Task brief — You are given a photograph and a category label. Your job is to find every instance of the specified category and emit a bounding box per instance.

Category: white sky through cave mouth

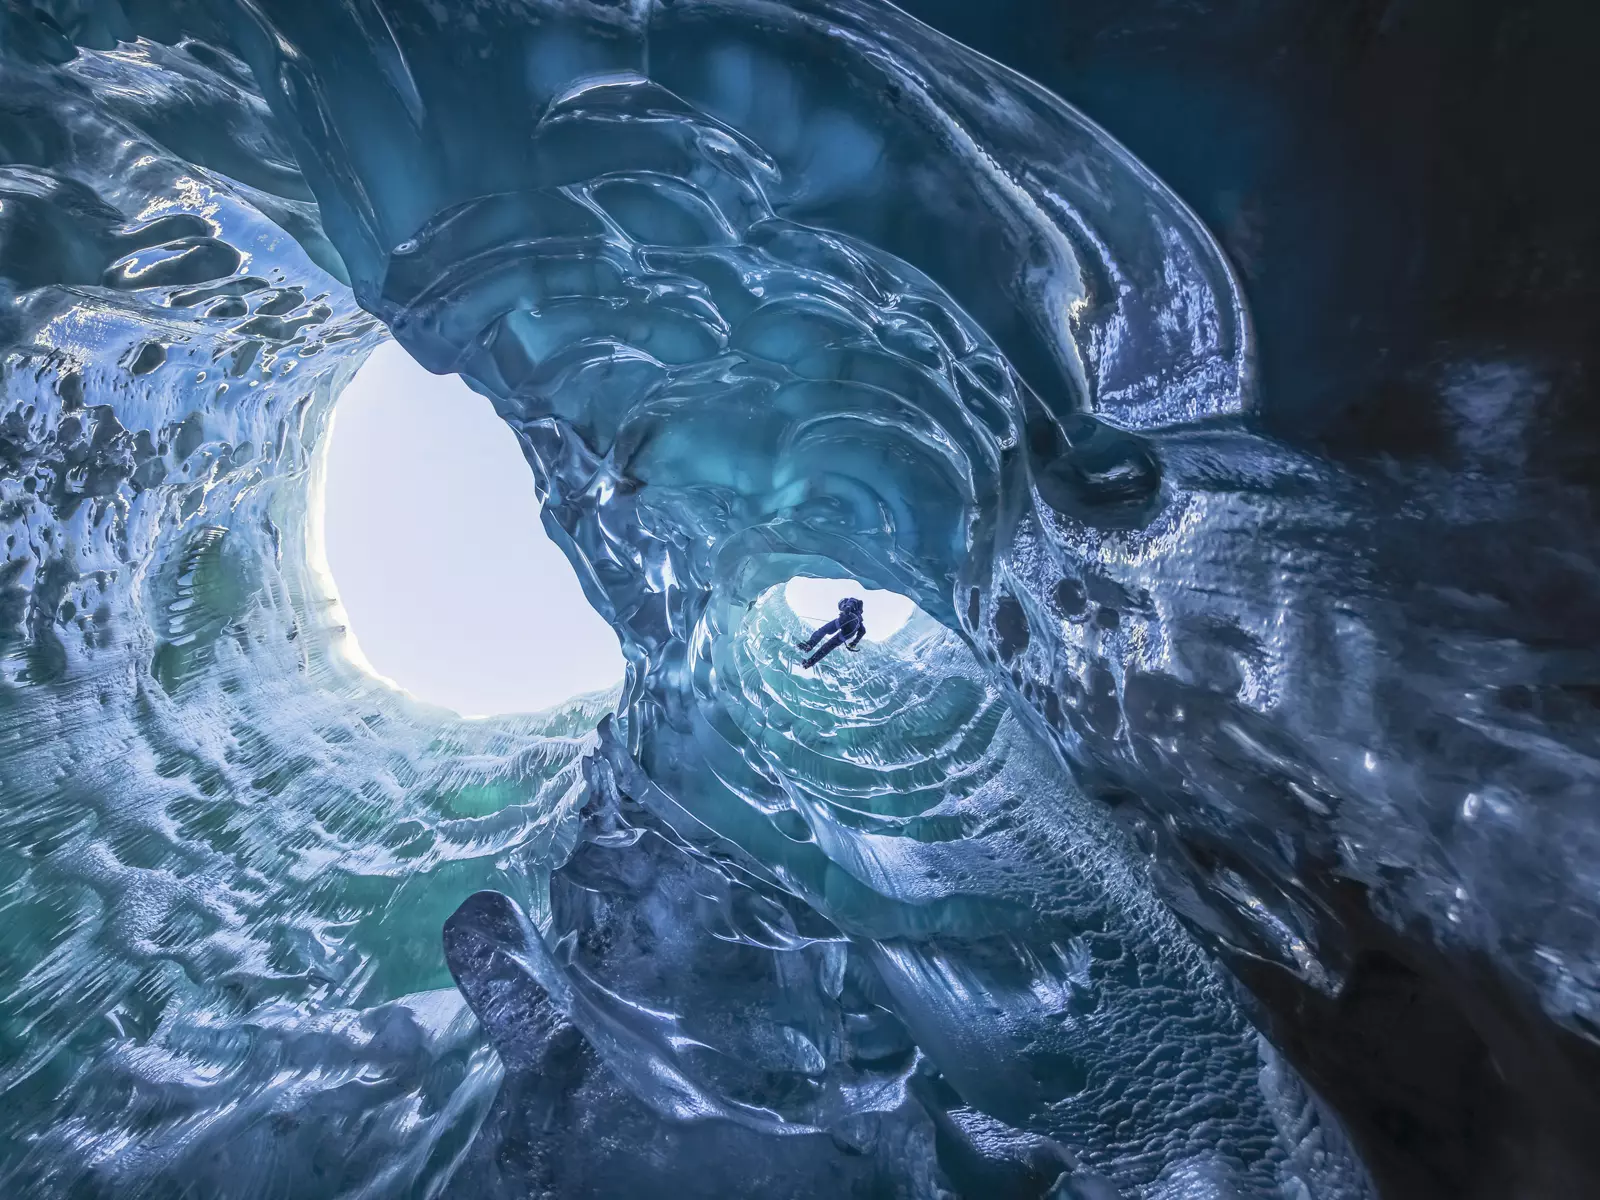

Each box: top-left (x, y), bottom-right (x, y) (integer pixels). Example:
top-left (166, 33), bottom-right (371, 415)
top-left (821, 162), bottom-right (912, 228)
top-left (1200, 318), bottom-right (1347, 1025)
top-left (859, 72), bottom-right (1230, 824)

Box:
top-left (316, 342), bottom-right (623, 718)
top-left (784, 576), bottom-right (916, 643)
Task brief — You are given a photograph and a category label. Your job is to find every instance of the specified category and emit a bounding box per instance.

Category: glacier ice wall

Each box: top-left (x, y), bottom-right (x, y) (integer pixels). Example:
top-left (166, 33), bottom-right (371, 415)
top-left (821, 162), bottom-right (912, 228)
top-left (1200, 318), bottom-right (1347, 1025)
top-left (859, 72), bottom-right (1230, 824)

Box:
top-left (0, 24), bottom-right (618, 1197)
top-left (0, 2), bottom-right (1596, 1199)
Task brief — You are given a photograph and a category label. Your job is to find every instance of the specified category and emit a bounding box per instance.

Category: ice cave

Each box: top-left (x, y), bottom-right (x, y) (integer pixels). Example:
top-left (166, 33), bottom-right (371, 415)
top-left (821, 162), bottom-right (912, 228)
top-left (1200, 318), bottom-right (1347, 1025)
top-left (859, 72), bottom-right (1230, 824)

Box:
top-left (1, 2), bottom-right (1596, 1199)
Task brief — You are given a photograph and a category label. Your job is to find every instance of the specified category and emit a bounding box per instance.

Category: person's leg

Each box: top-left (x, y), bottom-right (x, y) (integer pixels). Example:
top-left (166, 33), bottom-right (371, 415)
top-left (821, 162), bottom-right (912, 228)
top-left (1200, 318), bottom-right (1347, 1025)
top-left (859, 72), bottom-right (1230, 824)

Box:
top-left (798, 619), bottom-right (839, 653)
top-left (802, 633), bottom-right (845, 668)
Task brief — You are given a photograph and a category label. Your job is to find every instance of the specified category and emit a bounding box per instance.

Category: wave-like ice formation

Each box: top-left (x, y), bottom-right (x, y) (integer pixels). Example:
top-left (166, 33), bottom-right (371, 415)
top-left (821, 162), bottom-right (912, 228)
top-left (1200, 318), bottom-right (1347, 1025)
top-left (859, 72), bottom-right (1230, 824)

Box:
top-left (0, 2), bottom-right (1594, 1198)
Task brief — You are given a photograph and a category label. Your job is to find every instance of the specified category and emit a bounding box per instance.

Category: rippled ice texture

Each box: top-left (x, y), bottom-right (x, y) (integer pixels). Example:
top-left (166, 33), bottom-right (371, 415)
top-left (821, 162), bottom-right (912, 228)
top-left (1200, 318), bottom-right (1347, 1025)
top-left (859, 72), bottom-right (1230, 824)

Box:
top-left (0, 1), bottom-right (1594, 1198)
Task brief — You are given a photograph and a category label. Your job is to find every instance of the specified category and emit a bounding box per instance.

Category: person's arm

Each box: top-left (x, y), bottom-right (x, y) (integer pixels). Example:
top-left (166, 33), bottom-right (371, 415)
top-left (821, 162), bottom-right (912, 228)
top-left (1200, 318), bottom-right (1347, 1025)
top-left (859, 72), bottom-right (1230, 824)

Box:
top-left (847, 624), bottom-right (866, 650)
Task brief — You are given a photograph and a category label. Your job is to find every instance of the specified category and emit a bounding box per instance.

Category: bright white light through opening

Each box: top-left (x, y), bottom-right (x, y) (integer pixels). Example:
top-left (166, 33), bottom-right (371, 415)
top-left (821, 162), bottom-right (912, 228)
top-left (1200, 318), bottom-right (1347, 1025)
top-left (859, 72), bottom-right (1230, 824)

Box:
top-left (315, 342), bottom-right (623, 718)
top-left (783, 576), bottom-right (916, 642)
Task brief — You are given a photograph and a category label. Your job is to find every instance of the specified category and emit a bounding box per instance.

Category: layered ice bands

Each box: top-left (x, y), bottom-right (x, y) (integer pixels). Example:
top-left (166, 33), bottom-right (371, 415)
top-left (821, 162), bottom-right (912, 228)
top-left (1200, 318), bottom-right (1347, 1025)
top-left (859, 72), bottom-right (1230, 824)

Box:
top-left (1, 2), bottom-right (1595, 1199)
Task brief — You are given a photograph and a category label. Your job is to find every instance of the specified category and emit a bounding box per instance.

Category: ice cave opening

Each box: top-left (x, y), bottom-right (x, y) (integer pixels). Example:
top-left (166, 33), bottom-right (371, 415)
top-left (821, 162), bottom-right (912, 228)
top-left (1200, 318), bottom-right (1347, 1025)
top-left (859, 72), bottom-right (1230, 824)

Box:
top-left (782, 575), bottom-right (917, 644)
top-left (314, 341), bottom-right (623, 717)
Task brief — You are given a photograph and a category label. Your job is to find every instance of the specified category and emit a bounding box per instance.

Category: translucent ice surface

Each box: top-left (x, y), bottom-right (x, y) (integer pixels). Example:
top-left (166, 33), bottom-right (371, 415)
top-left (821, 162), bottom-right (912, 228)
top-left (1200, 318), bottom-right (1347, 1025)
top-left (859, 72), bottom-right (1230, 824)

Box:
top-left (0, 3), bottom-right (1595, 1199)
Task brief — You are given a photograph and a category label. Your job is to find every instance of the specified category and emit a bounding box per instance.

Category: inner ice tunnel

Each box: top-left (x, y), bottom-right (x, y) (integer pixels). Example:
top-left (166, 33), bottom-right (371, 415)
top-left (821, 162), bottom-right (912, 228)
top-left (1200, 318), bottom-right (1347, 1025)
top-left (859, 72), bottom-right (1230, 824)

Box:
top-left (1, 2), bottom-right (1597, 1199)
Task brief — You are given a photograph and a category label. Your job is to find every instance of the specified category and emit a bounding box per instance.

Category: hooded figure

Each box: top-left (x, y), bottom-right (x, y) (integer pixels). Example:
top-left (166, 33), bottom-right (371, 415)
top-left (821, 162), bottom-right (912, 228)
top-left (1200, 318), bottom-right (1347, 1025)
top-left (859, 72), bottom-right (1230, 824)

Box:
top-left (797, 596), bottom-right (866, 668)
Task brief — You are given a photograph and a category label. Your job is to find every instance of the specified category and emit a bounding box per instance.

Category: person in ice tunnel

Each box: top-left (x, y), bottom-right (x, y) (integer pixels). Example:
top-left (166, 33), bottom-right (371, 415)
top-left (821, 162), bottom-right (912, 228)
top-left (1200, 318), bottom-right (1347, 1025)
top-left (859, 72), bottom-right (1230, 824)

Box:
top-left (796, 596), bottom-right (866, 668)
